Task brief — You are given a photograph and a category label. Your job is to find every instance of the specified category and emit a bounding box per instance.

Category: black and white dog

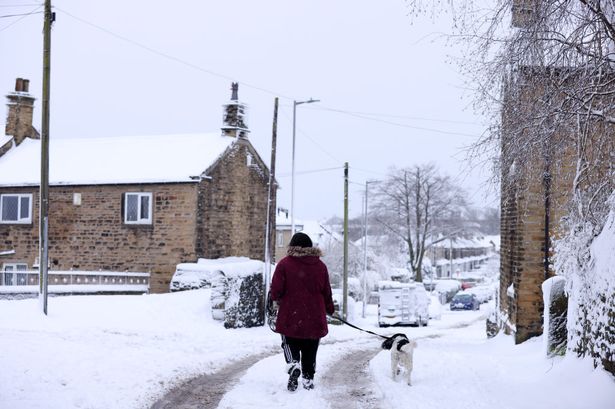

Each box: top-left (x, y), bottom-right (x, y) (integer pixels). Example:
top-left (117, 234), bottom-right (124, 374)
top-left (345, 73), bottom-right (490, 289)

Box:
top-left (382, 333), bottom-right (418, 386)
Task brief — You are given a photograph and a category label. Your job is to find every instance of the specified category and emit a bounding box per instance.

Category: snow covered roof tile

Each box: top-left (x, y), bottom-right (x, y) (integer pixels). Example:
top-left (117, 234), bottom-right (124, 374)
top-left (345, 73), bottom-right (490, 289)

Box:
top-left (0, 133), bottom-right (235, 186)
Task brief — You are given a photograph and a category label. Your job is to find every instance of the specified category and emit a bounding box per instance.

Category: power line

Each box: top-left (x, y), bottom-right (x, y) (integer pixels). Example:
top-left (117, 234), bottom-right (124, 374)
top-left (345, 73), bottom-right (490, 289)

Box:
top-left (278, 106), bottom-right (341, 164)
top-left (314, 105), bottom-right (482, 137)
top-left (37, 7), bottom-right (483, 140)
top-left (310, 105), bottom-right (480, 125)
top-left (0, 4), bottom-right (41, 31)
top-left (54, 6), bottom-right (295, 101)
top-left (0, 11), bottom-right (43, 18)
top-left (277, 166), bottom-right (343, 177)
top-left (0, 4), bottom-right (43, 7)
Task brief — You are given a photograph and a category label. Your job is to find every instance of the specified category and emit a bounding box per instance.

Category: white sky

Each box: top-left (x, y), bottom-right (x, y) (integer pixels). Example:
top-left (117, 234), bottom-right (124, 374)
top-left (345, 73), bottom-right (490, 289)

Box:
top-left (0, 0), bottom-right (496, 221)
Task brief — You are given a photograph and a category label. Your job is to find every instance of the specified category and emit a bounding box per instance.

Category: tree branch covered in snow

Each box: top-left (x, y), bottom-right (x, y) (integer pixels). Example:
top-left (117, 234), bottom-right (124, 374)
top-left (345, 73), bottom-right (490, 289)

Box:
top-left (405, 0), bottom-right (615, 372)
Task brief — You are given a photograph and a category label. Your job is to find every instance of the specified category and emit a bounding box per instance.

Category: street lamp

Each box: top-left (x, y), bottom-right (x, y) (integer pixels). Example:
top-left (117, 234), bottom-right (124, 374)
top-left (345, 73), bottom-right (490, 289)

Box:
top-left (290, 98), bottom-right (320, 235)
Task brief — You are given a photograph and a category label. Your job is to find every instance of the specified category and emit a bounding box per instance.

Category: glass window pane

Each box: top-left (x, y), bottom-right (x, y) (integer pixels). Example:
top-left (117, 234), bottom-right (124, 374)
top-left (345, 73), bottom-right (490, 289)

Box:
top-left (126, 194), bottom-right (138, 221)
top-left (20, 196), bottom-right (30, 220)
top-left (2, 196), bottom-right (18, 221)
top-left (140, 195), bottom-right (150, 220)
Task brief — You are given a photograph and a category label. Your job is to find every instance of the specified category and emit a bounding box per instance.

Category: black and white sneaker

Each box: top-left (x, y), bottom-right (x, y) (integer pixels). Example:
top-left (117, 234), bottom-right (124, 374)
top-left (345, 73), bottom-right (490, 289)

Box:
top-left (301, 377), bottom-right (314, 390)
top-left (287, 365), bottom-right (301, 392)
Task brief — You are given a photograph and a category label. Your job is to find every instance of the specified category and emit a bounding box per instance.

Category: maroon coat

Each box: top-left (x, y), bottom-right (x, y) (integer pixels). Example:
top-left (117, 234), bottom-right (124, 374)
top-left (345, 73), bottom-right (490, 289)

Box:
top-left (270, 246), bottom-right (334, 339)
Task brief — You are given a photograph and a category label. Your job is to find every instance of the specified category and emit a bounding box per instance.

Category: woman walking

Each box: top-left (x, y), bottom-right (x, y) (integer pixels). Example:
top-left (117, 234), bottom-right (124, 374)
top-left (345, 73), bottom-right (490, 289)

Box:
top-left (269, 232), bottom-right (335, 392)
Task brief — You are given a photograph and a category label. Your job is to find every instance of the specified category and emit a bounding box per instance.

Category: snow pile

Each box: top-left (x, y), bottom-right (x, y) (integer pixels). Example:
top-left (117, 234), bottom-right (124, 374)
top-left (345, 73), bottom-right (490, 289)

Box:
top-left (171, 257), bottom-right (263, 292)
top-left (555, 192), bottom-right (615, 373)
top-left (542, 276), bottom-right (568, 356)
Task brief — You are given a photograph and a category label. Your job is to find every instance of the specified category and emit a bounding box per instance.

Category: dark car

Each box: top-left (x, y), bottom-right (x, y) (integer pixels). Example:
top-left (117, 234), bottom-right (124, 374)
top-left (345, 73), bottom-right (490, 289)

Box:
top-left (450, 292), bottom-right (480, 311)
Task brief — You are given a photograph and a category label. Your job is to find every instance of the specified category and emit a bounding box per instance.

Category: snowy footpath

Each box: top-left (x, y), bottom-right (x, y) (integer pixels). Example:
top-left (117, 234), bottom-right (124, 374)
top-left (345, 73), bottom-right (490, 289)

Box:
top-left (1, 289), bottom-right (614, 409)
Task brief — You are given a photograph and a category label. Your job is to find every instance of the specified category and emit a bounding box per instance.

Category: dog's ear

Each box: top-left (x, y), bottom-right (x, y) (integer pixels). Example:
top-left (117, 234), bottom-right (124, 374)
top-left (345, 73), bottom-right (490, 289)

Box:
top-left (381, 337), bottom-right (394, 350)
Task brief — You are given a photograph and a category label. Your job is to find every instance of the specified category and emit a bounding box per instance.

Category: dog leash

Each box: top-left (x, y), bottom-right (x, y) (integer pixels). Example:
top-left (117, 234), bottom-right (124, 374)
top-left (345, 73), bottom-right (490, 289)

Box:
top-left (329, 314), bottom-right (390, 339)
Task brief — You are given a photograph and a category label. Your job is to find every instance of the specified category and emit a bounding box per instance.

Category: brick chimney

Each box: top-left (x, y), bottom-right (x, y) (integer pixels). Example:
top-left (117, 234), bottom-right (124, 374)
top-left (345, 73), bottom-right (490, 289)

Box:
top-left (221, 82), bottom-right (250, 139)
top-left (5, 78), bottom-right (39, 146)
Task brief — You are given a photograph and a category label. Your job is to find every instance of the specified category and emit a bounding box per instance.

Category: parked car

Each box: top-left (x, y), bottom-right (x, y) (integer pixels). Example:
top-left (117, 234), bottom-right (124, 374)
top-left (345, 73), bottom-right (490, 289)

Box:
top-left (466, 285), bottom-right (494, 303)
top-left (450, 292), bottom-right (480, 311)
top-left (460, 279), bottom-right (478, 290)
top-left (378, 281), bottom-right (430, 327)
top-left (434, 279), bottom-right (462, 303)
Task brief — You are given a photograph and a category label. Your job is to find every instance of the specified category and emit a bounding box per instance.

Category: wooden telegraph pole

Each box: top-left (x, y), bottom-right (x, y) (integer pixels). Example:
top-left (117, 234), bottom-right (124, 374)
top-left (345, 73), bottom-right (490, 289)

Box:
top-left (342, 162), bottom-right (349, 319)
top-left (264, 98), bottom-right (279, 291)
top-left (39, 0), bottom-right (53, 315)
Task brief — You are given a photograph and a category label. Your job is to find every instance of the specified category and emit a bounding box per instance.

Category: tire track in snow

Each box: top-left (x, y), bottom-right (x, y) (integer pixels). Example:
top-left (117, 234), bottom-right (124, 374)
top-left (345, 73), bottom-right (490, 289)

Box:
top-left (320, 347), bottom-right (385, 409)
top-left (149, 350), bottom-right (275, 409)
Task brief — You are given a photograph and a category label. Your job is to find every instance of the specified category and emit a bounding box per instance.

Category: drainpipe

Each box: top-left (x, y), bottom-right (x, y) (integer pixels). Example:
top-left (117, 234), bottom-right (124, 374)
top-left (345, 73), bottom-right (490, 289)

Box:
top-left (543, 149), bottom-right (552, 281)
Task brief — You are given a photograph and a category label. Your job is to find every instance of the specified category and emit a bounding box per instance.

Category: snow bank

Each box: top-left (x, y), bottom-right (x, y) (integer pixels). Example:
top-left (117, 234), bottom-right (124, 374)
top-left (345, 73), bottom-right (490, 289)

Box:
top-left (171, 257), bottom-right (263, 291)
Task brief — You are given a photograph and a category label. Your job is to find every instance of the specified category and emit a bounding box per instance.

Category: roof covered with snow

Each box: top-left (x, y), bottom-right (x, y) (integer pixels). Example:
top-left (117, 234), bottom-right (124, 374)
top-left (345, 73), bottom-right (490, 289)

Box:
top-left (0, 133), bottom-right (236, 186)
top-left (0, 134), bottom-right (13, 148)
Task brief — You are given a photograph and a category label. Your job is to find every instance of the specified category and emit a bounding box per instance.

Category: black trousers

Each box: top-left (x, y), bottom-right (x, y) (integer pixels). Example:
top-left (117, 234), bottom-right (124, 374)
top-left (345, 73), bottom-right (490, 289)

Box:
top-left (281, 335), bottom-right (320, 379)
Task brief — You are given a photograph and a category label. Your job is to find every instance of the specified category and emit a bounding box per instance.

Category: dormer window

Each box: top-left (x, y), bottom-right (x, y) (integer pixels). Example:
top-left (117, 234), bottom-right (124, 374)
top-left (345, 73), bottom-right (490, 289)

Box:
top-left (0, 193), bottom-right (32, 224)
top-left (124, 192), bottom-right (152, 224)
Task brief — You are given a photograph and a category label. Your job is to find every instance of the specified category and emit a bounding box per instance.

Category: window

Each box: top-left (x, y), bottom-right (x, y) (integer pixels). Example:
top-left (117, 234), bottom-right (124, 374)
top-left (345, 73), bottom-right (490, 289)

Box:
top-left (2, 263), bottom-right (28, 286)
top-left (276, 232), bottom-right (285, 247)
top-left (124, 192), bottom-right (152, 224)
top-left (0, 194), bottom-right (32, 224)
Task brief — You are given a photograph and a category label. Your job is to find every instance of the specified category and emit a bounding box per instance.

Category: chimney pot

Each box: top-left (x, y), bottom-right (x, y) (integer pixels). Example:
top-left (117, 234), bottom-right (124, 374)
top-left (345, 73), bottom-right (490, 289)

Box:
top-left (15, 78), bottom-right (23, 92)
top-left (231, 82), bottom-right (239, 101)
top-left (23, 79), bottom-right (29, 93)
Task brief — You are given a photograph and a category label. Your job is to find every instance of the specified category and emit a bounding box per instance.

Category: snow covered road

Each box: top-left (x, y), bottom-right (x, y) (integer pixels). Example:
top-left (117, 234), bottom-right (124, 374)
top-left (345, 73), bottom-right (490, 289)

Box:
top-left (1, 290), bottom-right (614, 409)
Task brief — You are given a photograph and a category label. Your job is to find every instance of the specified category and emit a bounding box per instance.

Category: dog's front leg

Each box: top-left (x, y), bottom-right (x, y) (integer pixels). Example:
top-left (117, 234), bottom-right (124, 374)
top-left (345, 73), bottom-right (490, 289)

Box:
top-left (391, 354), bottom-right (398, 381)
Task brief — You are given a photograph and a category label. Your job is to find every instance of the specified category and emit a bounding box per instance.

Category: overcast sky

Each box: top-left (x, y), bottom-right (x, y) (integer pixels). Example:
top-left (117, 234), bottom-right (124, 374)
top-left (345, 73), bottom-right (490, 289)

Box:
top-left (0, 0), bottom-right (496, 221)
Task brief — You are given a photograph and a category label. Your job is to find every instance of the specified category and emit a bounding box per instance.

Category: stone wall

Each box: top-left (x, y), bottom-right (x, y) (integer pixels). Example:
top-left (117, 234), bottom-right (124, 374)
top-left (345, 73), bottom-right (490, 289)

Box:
top-left (197, 139), bottom-right (272, 263)
top-left (0, 183), bottom-right (199, 293)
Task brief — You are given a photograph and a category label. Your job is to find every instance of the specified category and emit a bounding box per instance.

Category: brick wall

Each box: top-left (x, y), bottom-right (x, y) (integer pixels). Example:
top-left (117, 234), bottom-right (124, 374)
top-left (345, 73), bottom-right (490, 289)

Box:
top-left (500, 68), bottom-right (614, 343)
top-left (0, 183), bottom-right (199, 293)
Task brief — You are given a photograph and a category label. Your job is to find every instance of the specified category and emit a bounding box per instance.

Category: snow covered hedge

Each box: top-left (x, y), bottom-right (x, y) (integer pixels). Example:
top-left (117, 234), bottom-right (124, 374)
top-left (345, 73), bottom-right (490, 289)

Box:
top-left (555, 192), bottom-right (615, 375)
top-left (172, 257), bottom-right (266, 329)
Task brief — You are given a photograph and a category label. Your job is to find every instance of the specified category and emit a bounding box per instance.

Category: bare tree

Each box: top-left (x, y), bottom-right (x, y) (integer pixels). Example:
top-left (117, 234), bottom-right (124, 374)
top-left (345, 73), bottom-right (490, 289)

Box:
top-left (371, 163), bottom-right (468, 282)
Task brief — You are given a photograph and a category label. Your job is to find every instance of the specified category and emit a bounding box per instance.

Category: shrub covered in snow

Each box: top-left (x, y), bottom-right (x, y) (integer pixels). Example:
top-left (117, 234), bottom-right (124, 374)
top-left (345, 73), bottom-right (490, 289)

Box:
top-left (555, 192), bottom-right (615, 374)
top-left (174, 257), bottom-right (266, 329)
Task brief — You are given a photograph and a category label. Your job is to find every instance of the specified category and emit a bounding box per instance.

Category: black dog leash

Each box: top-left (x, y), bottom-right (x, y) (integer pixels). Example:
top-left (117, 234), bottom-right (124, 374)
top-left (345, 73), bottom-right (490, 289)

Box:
top-left (329, 314), bottom-right (389, 340)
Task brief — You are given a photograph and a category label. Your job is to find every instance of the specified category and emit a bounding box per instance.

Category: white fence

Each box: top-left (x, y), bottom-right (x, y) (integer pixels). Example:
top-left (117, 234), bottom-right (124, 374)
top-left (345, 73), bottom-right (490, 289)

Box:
top-left (0, 270), bottom-right (149, 294)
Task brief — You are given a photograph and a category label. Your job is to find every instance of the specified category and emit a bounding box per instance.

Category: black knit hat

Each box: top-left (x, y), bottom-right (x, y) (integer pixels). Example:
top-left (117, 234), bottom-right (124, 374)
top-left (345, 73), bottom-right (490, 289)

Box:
top-left (289, 232), bottom-right (313, 248)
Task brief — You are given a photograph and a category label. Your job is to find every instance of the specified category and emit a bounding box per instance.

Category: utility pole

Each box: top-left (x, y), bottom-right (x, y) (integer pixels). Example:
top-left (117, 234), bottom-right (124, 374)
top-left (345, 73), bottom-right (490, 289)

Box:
top-left (39, 0), bottom-right (53, 315)
top-left (264, 97), bottom-right (278, 293)
top-left (342, 162), bottom-right (349, 319)
top-left (362, 180), bottom-right (369, 318)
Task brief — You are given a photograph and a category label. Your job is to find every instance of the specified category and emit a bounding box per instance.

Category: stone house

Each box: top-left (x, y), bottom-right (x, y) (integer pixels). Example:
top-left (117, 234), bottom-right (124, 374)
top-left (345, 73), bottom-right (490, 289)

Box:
top-left (0, 79), bottom-right (275, 293)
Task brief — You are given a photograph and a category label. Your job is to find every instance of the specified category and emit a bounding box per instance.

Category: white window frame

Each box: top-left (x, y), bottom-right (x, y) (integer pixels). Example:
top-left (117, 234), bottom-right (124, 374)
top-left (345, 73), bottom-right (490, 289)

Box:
top-left (124, 192), bottom-right (153, 225)
top-left (2, 263), bottom-right (28, 286)
top-left (276, 231), bottom-right (285, 247)
top-left (0, 193), bottom-right (33, 224)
